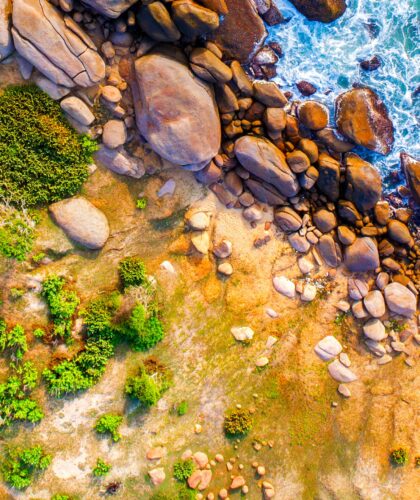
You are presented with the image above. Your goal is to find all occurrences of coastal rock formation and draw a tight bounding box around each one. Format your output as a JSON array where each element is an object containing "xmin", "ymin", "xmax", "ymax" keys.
[
  {"xmin": 289, "ymin": 0, "xmax": 347, "ymax": 23},
  {"xmin": 210, "ymin": 0, "xmax": 267, "ymax": 63},
  {"xmin": 0, "ymin": 0, "xmax": 13, "ymax": 60},
  {"xmin": 400, "ymin": 152, "xmax": 420, "ymax": 204},
  {"xmin": 12, "ymin": 0, "xmax": 105, "ymax": 87},
  {"xmin": 335, "ymin": 87, "xmax": 394, "ymax": 155},
  {"xmin": 49, "ymin": 197, "xmax": 110, "ymax": 250},
  {"xmin": 81, "ymin": 0, "xmax": 137, "ymax": 18},
  {"xmin": 133, "ymin": 47, "xmax": 220, "ymax": 169}
]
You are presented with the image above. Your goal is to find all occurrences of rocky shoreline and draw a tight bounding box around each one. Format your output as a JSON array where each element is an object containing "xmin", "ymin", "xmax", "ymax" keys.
[{"xmin": 0, "ymin": 0, "xmax": 419, "ymax": 498}]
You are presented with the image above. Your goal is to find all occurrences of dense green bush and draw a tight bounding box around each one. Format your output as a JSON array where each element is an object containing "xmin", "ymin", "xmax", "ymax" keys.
[
  {"xmin": 1, "ymin": 445, "xmax": 51, "ymax": 489},
  {"xmin": 173, "ymin": 459, "xmax": 195, "ymax": 482},
  {"xmin": 41, "ymin": 275, "xmax": 79, "ymax": 342},
  {"xmin": 0, "ymin": 85, "xmax": 96, "ymax": 206},
  {"xmin": 43, "ymin": 339, "xmax": 114, "ymax": 397},
  {"xmin": 81, "ymin": 293, "xmax": 121, "ymax": 341},
  {"xmin": 92, "ymin": 458, "xmax": 111, "ymax": 477},
  {"xmin": 94, "ymin": 413, "xmax": 123, "ymax": 442},
  {"xmin": 390, "ymin": 448, "xmax": 409, "ymax": 466},
  {"xmin": 121, "ymin": 304, "xmax": 164, "ymax": 351},
  {"xmin": 224, "ymin": 408, "xmax": 253, "ymax": 436},
  {"xmin": 125, "ymin": 359, "xmax": 172, "ymax": 408},
  {"xmin": 118, "ymin": 257, "xmax": 148, "ymax": 290},
  {"xmin": 0, "ymin": 361, "xmax": 43, "ymax": 427},
  {"xmin": 0, "ymin": 321, "xmax": 28, "ymax": 360}
]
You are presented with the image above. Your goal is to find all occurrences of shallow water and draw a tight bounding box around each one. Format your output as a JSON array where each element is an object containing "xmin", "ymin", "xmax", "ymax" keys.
[{"xmin": 270, "ymin": 0, "xmax": 420, "ymax": 186}]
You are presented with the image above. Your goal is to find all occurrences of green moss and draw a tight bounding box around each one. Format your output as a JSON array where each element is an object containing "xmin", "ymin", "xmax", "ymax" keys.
[
  {"xmin": 1, "ymin": 445, "xmax": 51, "ymax": 490},
  {"xmin": 177, "ymin": 400, "xmax": 188, "ymax": 416},
  {"xmin": 136, "ymin": 197, "xmax": 148, "ymax": 210},
  {"xmin": 0, "ymin": 85, "xmax": 96, "ymax": 206}
]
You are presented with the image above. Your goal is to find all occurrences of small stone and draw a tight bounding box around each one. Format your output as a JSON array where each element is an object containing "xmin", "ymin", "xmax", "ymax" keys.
[
  {"xmin": 194, "ymin": 452, "xmax": 209, "ymax": 469},
  {"xmin": 257, "ymin": 466, "xmax": 266, "ymax": 476},
  {"xmin": 231, "ymin": 326, "xmax": 254, "ymax": 342},
  {"xmin": 363, "ymin": 290, "xmax": 386, "ymax": 318},
  {"xmin": 256, "ymin": 357, "xmax": 269, "ymax": 367},
  {"xmin": 328, "ymin": 359, "xmax": 358, "ymax": 383},
  {"xmin": 242, "ymin": 485, "xmax": 249, "ymax": 494},
  {"xmin": 301, "ymin": 283, "xmax": 317, "ymax": 302},
  {"xmin": 188, "ymin": 212, "xmax": 210, "ymax": 230},
  {"xmin": 148, "ymin": 468, "xmax": 165, "ymax": 486},
  {"xmin": 365, "ymin": 339, "xmax": 386, "ymax": 357},
  {"xmin": 230, "ymin": 476, "xmax": 246, "ymax": 490},
  {"xmin": 363, "ymin": 319, "xmax": 387, "ymax": 341},
  {"xmin": 213, "ymin": 240, "xmax": 232, "ymax": 258},
  {"xmin": 101, "ymin": 85, "xmax": 122, "ymax": 103},
  {"xmin": 218, "ymin": 488, "xmax": 228, "ymax": 499},
  {"xmin": 226, "ymin": 462, "xmax": 233, "ymax": 472},
  {"xmin": 265, "ymin": 308, "xmax": 279, "ymax": 318},
  {"xmin": 160, "ymin": 260, "xmax": 175, "ymax": 273},
  {"xmin": 266, "ymin": 336, "xmax": 278, "ymax": 348},
  {"xmin": 337, "ymin": 300, "xmax": 350, "ymax": 312},
  {"xmin": 298, "ymin": 256, "xmax": 314, "ymax": 274},
  {"xmin": 352, "ymin": 300, "xmax": 368, "ymax": 319},
  {"xmin": 191, "ymin": 232, "xmax": 210, "ymax": 254},
  {"xmin": 60, "ymin": 96, "xmax": 95, "ymax": 126},
  {"xmin": 195, "ymin": 424, "xmax": 203, "ymax": 434},
  {"xmin": 338, "ymin": 384, "xmax": 351, "ymax": 397},
  {"xmin": 182, "ymin": 449, "xmax": 193, "ymax": 460},
  {"xmin": 157, "ymin": 179, "xmax": 176, "ymax": 197},
  {"xmin": 146, "ymin": 447, "xmax": 166, "ymax": 460},
  {"xmin": 377, "ymin": 354, "xmax": 393, "ymax": 365},
  {"xmin": 273, "ymin": 276, "xmax": 296, "ymax": 298},
  {"xmin": 348, "ymin": 278, "xmax": 369, "ymax": 300},
  {"xmin": 215, "ymin": 454, "xmax": 224, "ymax": 463},
  {"xmin": 102, "ymin": 119, "xmax": 126, "ymax": 149},
  {"xmin": 339, "ymin": 353, "xmax": 351, "ymax": 367},
  {"xmin": 218, "ymin": 262, "xmax": 233, "ymax": 276}
]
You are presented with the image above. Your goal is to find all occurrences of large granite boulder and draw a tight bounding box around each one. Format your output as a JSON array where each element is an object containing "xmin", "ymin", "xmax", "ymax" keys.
[
  {"xmin": 0, "ymin": 0, "xmax": 13, "ymax": 61},
  {"xmin": 49, "ymin": 197, "xmax": 110, "ymax": 250},
  {"xmin": 12, "ymin": 0, "xmax": 105, "ymax": 88},
  {"xmin": 335, "ymin": 88, "xmax": 394, "ymax": 155},
  {"xmin": 289, "ymin": 0, "xmax": 347, "ymax": 23},
  {"xmin": 345, "ymin": 153, "xmax": 382, "ymax": 212},
  {"xmin": 384, "ymin": 282, "xmax": 417, "ymax": 318},
  {"xmin": 234, "ymin": 136, "xmax": 299, "ymax": 197},
  {"xmin": 210, "ymin": 0, "xmax": 267, "ymax": 63},
  {"xmin": 133, "ymin": 47, "xmax": 220, "ymax": 169},
  {"xmin": 400, "ymin": 152, "xmax": 420, "ymax": 205},
  {"xmin": 344, "ymin": 237, "xmax": 379, "ymax": 272},
  {"xmin": 81, "ymin": 0, "xmax": 137, "ymax": 18}
]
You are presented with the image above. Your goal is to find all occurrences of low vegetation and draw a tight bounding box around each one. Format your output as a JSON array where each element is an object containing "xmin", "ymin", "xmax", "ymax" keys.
[
  {"xmin": 118, "ymin": 256, "xmax": 148, "ymax": 290},
  {"xmin": 92, "ymin": 458, "xmax": 111, "ymax": 477},
  {"xmin": 224, "ymin": 408, "xmax": 254, "ymax": 436},
  {"xmin": 173, "ymin": 459, "xmax": 195, "ymax": 482},
  {"xmin": 0, "ymin": 320, "xmax": 28, "ymax": 360},
  {"xmin": 390, "ymin": 447, "xmax": 409, "ymax": 466},
  {"xmin": 1, "ymin": 445, "xmax": 51, "ymax": 489},
  {"xmin": 94, "ymin": 413, "xmax": 123, "ymax": 442}
]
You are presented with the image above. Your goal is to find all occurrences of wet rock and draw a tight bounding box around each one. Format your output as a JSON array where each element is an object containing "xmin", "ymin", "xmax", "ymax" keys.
[
  {"xmin": 102, "ymin": 120, "xmax": 126, "ymax": 149},
  {"xmin": 224, "ymin": 171, "xmax": 243, "ymax": 196},
  {"xmin": 60, "ymin": 97, "xmax": 94, "ymax": 126},
  {"xmin": 138, "ymin": 2, "xmax": 181, "ymax": 42},
  {"xmin": 289, "ymin": 0, "xmax": 346, "ymax": 23},
  {"xmin": 12, "ymin": 0, "xmax": 105, "ymax": 87},
  {"xmin": 384, "ymin": 282, "xmax": 417, "ymax": 317},
  {"xmin": 298, "ymin": 101, "xmax": 329, "ymax": 130},
  {"xmin": 296, "ymin": 80, "xmax": 317, "ymax": 96},
  {"xmin": 235, "ymin": 136, "xmax": 299, "ymax": 197},
  {"xmin": 360, "ymin": 55, "xmax": 381, "ymax": 71},
  {"xmin": 297, "ymin": 138, "xmax": 319, "ymax": 163},
  {"xmin": 253, "ymin": 81, "xmax": 288, "ymax": 107},
  {"xmin": 315, "ymin": 335, "xmax": 343, "ymax": 361},
  {"xmin": 345, "ymin": 237, "xmax": 379, "ymax": 272},
  {"xmin": 363, "ymin": 290, "xmax": 386, "ymax": 318},
  {"xmin": 335, "ymin": 87, "xmax": 394, "ymax": 155},
  {"xmin": 328, "ymin": 359, "xmax": 357, "ymax": 383},
  {"xmin": 172, "ymin": 0, "xmax": 219, "ymax": 37},
  {"xmin": 262, "ymin": 3, "xmax": 285, "ymax": 25},
  {"xmin": 273, "ymin": 276, "xmax": 296, "ymax": 298},
  {"xmin": 134, "ymin": 47, "xmax": 220, "ymax": 168},
  {"xmin": 387, "ymin": 220, "xmax": 412, "ymax": 246},
  {"xmin": 345, "ymin": 154, "xmax": 382, "ymax": 211},
  {"xmin": 313, "ymin": 209, "xmax": 337, "ymax": 233},
  {"xmin": 400, "ymin": 152, "xmax": 420, "ymax": 204},
  {"xmin": 190, "ymin": 47, "xmax": 233, "ymax": 83},
  {"xmin": 0, "ymin": 0, "xmax": 13, "ymax": 60},
  {"xmin": 49, "ymin": 196, "xmax": 110, "ymax": 250},
  {"xmin": 253, "ymin": 46, "xmax": 279, "ymax": 66},
  {"xmin": 318, "ymin": 234, "xmax": 342, "ymax": 267},
  {"xmin": 274, "ymin": 207, "xmax": 302, "ymax": 233},
  {"xmin": 317, "ymin": 153, "xmax": 340, "ymax": 201},
  {"xmin": 149, "ymin": 467, "xmax": 165, "ymax": 486},
  {"xmin": 81, "ymin": 0, "xmax": 136, "ymax": 18},
  {"xmin": 363, "ymin": 318, "xmax": 387, "ymax": 341}
]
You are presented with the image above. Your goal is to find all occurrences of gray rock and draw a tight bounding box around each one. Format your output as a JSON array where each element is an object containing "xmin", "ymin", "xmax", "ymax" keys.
[
  {"xmin": 363, "ymin": 290, "xmax": 386, "ymax": 318},
  {"xmin": 95, "ymin": 146, "xmax": 145, "ymax": 178},
  {"xmin": 0, "ymin": 0, "xmax": 13, "ymax": 60},
  {"xmin": 49, "ymin": 197, "xmax": 110, "ymax": 250},
  {"xmin": 345, "ymin": 237, "xmax": 379, "ymax": 272},
  {"xmin": 273, "ymin": 276, "xmax": 295, "ymax": 298},
  {"xmin": 352, "ymin": 300, "xmax": 368, "ymax": 319},
  {"xmin": 231, "ymin": 326, "xmax": 254, "ymax": 342},
  {"xmin": 314, "ymin": 335, "xmax": 342, "ymax": 361},
  {"xmin": 187, "ymin": 212, "xmax": 210, "ymax": 231},
  {"xmin": 384, "ymin": 282, "xmax": 417, "ymax": 317},
  {"xmin": 328, "ymin": 359, "xmax": 357, "ymax": 383},
  {"xmin": 365, "ymin": 339, "xmax": 386, "ymax": 357},
  {"xmin": 33, "ymin": 74, "xmax": 71, "ymax": 100},
  {"xmin": 288, "ymin": 232, "xmax": 311, "ymax": 253},
  {"xmin": 348, "ymin": 278, "xmax": 369, "ymax": 300},
  {"xmin": 102, "ymin": 120, "xmax": 127, "ymax": 149},
  {"xmin": 60, "ymin": 96, "xmax": 95, "ymax": 126},
  {"xmin": 363, "ymin": 318, "xmax": 387, "ymax": 341}
]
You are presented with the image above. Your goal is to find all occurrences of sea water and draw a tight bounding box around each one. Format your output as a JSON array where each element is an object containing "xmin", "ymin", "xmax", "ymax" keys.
[{"xmin": 269, "ymin": 0, "xmax": 419, "ymax": 188}]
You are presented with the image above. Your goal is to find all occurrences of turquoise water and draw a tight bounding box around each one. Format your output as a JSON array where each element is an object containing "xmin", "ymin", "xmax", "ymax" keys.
[{"xmin": 269, "ymin": 0, "xmax": 420, "ymax": 184}]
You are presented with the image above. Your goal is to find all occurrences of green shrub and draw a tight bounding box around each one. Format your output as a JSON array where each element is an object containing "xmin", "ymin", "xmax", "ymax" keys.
[
  {"xmin": 121, "ymin": 304, "xmax": 164, "ymax": 351},
  {"xmin": 224, "ymin": 408, "xmax": 253, "ymax": 436},
  {"xmin": 92, "ymin": 458, "xmax": 111, "ymax": 477},
  {"xmin": 0, "ymin": 84, "xmax": 95, "ymax": 206},
  {"xmin": 42, "ymin": 275, "xmax": 79, "ymax": 342},
  {"xmin": 33, "ymin": 328, "xmax": 45, "ymax": 339},
  {"xmin": 0, "ymin": 200, "xmax": 38, "ymax": 261},
  {"xmin": 1, "ymin": 445, "xmax": 51, "ymax": 489},
  {"xmin": 10, "ymin": 288, "xmax": 24, "ymax": 300},
  {"xmin": 81, "ymin": 293, "xmax": 121, "ymax": 341},
  {"xmin": 173, "ymin": 459, "xmax": 195, "ymax": 482},
  {"xmin": 95, "ymin": 413, "xmax": 123, "ymax": 442},
  {"xmin": 177, "ymin": 401, "xmax": 188, "ymax": 416},
  {"xmin": 136, "ymin": 197, "xmax": 147, "ymax": 210},
  {"xmin": 51, "ymin": 495, "xmax": 71, "ymax": 500},
  {"xmin": 125, "ymin": 359, "xmax": 172, "ymax": 408},
  {"xmin": 0, "ymin": 322, "xmax": 28, "ymax": 360},
  {"xmin": 0, "ymin": 361, "xmax": 44, "ymax": 426},
  {"xmin": 118, "ymin": 257, "xmax": 147, "ymax": 290},
  {"xmin": 390, "ymin": 448, "xmax": 409, "ymax": 466}
]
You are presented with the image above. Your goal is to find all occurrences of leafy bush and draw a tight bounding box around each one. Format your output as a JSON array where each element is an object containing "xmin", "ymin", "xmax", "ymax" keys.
[
  {"xmin": 136, "ymin": 197, "xmax": 147, "ymax": 210},
  {"xmin": 92, "ymin": 458, "xmax": 111, "ymax": 477},
  {"xmin": 43, "ymin": 339, "xmax": 114, "ymax": 397},
  {"xmin": 173, "ymin": 459, "xmax": 195, "ymax": 482},
  {"xmin": 1, "ymin": 445, "xmax": 51, "ymax": 489},
  {"xmin": 81, "ymin": 293, "xmax": 121, "ymax": 341},
  {"xmin": 121, "ymin": 304, "xmax": 164, "ymax": 351},
  {"xmin": 224, "ymin": 408, "xmax": 253, "ymax": 436},
  {"xmin": 42, "ymin": 275, "xmax": 79, "ymax": 342},
  {"xmin": 177, "ymin": 401, "xmax": 188, "ymax": 416},
  {"xmin": 118, "ymin": 257, "xmax": 147, "ymax": 290},
  {"xmin": 125, "ymin": 359, "xmax": 172, "ymax": 408},
  {"xmin": 0, "ymin": 322, "xmax": 28, "ymax": 360},
  {"xmin": 0, "ymin": 199, "xmax": 38, "ymax": 261},
  {"xmin": 0, "ymin": 361, "xmax": 43, "ymax": 426},
  {"xmin": 0, "ymin": 84, "xmax": 95, "ymax": 206},
  {"xmin": 95, "ymin": 413, "xmax": 123, "ymax": 442},
  {"xmin": 390, "ymin": 448, "xmax": 409, "ymax": 466},
  {"xmin": 33, "ymin": 328, "xmax": 45, "ymax": 339}
]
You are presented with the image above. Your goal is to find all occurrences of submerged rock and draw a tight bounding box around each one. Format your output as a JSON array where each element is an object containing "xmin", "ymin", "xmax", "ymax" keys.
[{"xmin": 289, "ymin": 0, "xmax": 347, "ymax": 23}]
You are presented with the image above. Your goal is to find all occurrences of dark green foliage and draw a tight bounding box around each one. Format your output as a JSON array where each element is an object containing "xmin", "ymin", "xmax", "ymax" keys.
[
  {"xmin": 0, "ymin": 362, "xmax": 43, "ymax": 427},
  {"xmin": 0, "ymin": 322, "xmax": 28, "ymax": 360},
  {"xmin": 125, "ymin": 359, "xmax": 172, "ymax": 408},
  {"xmin": 95, "ymin": 413, "xmax": 123, "ymax": 442},
  {"xmin": 81, "ymin": 293, "xmax": 121, "ymax": 341},
  {"xmin": 390, "ymin": 448, "xmax": 409, "ymax": 466},
  {"xmin": 43, "ymin": 339, "xmax": 114, "ymax": 397},
  {"xmin": 173, "ymin": 459, "xmax": 195, "ymax": 482},
  {"xmin": 92, "ymin": 458, "xmax": 111, "ymax": 477},
  {"xmin": 1, "ymin": 445, "xmax": 51, "ymax": 489},
  {"xmin": 118, "ymin": 257, "xmax": 147, "ymax": 290},
  {"xmin": 177, "ymin": 401, "xmax": 188, "ymax": 416},
  {"xmin": 42, "ymin": 275, "xmax": 79, "ymax": 342},
  {"xmin": 0, "ymin": 202, "xmax": 37, "ymax": 261},
  {"xmin": 0, "ymin": 85, "xmax": 95, "ymax": 206},
  {"xmin": 224, "ymin": 408, "xmax": 253, "ymax": 436},
  {"xmin": 121, "ymin": 304, "xmax": 164, "ymax": 351}
]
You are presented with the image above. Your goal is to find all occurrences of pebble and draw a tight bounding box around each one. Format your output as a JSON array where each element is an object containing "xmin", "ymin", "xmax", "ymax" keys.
[
  {"xmin": 257, "ymin": 466, "xmax": 266, "ymax": 476},
  {"xmin": 273, "ymin": 276, "xmax": 296, "ymax": 298},
  {"xmin": 265, "ymin": 307, "xmax": 279, "ymax": 318},
  {"xmin": 363, "ymin": 290, "xmax": 386, "ymax": 318},
  {"xmin": 266, "ymin": 336, "xmax": 278, "ymax": 348},
  {"xmin": 213, "ymin": 240, "xmax": 233, "ymax": 258},
  {"xmin": 301, "ymin": 283, "xmax": 317, "ymax": 302},
  {"xmin": 160, "ymin": 260, "xmax": 175, "ymax": 273},
  {"xmin": 231, "ymin": 326, "xmax": 254, "ymax": 342},
  {"xmin": 191, "ymin": 232, "xmax": 210, "ymax": 254},
  {"xmin": 336, "ymin": 300, "xmax": 350, "ymax": 312},
  {"xmin": 365, "ymin": 339, "xmax": 386, "ymax": 357},
  {"xmin": 298, "ymin": 256, "xmax": 314, "ymax": 274},
  {"xmin": 157, "ymin": 179, "xmax": 176, "ymax": 197},
  {"xmin": 338, "ymin": 384, "xmax": 351, "ymax": 397},
  {"xmin": 230, "ymin": 476, "xmax": 246, "ymax": 489},
  {"xmin": 215, "ymin": 454, "xmax": 224, "ymax": 463},
  {"xmin": 256, "ymin": 357, "xmax": 269, "ymax": 367},
  {"xmin": 218, "ymin": 262, "xmax": 233, "ymax": 276},
  {"xmin": 218, "ymin": 488, "xmax": 228, "ymax": 499},
  {"xmin": 102, "ymin": 119, "xmax": 126, "ymax": 149},
  {"xmin": 101, "ymin": 85, "xmax": 122, "ymax": 103},
  {"xmin": 339, "ymin": 353, "xmax": 351, "ymax": 367},
  {"xmin": 188, "ymin": 212, "xmax": 210, "ymax": 231},
  {"xmin": 148, "ymin": 468, "xmax": 165, "ymax": 486}
]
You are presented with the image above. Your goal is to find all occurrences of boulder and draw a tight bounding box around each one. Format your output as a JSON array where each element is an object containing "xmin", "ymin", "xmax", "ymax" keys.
[
  {"xmin": 80, "ymin": 0, "xmax": 137, "ymax": 18},
  {"xmin": 318, "ymin": 234, "xmax": 342, "ymax": 267},
  {"xmin": 335, "ymin": 87, "xmax": 394, "ymax": 155},
  {"xmin": 363, "ymin": 318, "xmax": 387, "ymax": 341},
  {"xmin": 12, "ymin": 0, "xmax": 105, "ymax": 87},
  {"xmin": 344, "ymin": 154, "xmax": 382, "ymax": 212},
  {"xmin": 234, "ymin": 136, "xmax": 299, "ymax": 197},
  {"xmin": 384, "ymin": 282, "xmax": 417, "ymax": 317},
  {"xmin": 0, "ymin": 0, "xmax": 13, "ymax": 60},
  {"xmin": 387, "ymin": 220, "xmax": 412, "ymax": 246},
  {"xmin": 316, "ymin": 153, "xmax": 340, "ymax": 201},
  {"xmin": 95, "ymin": 146, "xmax": 145, "ymax": 179},
  {"xmin": 210, "ymin": 0, "xmax": 267, "ymax": 63},
  {"xmin": 137, "ymin": 2, "xmax": 181, "ymax": 42},
  {"xmin": 344, "ymin": 237, "xmax": 379, "ymax": 272},
  {"xmin": 102, "ymin": 120, "xmax": 126, "ymax": 149},
  {"xmin": 189, "ymin": 47, "xmax": 233, "ymax": 83},
  {"xmin": 298, "ymin": 101, "xmax": 329, "ymax": 130},
  {"xmin": 400, "ymin": 152, "xmax": 420, "ymax": 204},
  {"xmin": 328, "ymin": 360, "xmax": 357, "ymax": 383},
  {"xmin": 316, "ymin": 127, "xmax": 354, "ymax": 153},
  {"xmin": 49, "ymin": 197, "xmax": 110, "ymax": 250},
  {"xmin": 286, "ymin": 150, "xmax": 310, "ymax": 173},
  {"xmin": 264, "ymin": 108, "xmax": 286, "ymax": 139},
  {"xmin": 288, "ymin": 232, "xmax": 311, "ymax": 253},
  {"xmin": 313, "ymin": 209, "xmax": 337, "ymax": 233},
  {"xmin": 245, "ymin": 179, "xmax": 287, "ymax": 205},
  {"xmin": 289, "ymin": 0, "xmax": 347, "ymax": 23},
  {"xmin": 363, "ymin": 290, "xmax": 386, "ymax": 318},
  {"xmin": 133, "ymin": 47, "xmax": 220, "ymax": 168},
  {"xmin": 274, "ymin": 207, "xmax": 302, "ymax": 232},
  {"xmin": 297, "ymin": 138, "xmax": 318, "ymax": 163},
  {"xmin": 348, "ymin": 278, "xmax": 369, "ymax": 300},
  {"xmin": 197, "ymin": 0, "xmax": 228, "ymax": 14},
  {"xmin": 231, "ymin": 60, "xmax": 254, "ymax": 96},
  {"xmin": 172, "ymin": 0, "xmax": 219, "ymax": 38},
  {"xmin": 253, "ymin": 81, "xmax": 287, "ymax": 107},
  {"xmin": 315, "ymin": 335, "xmax": 342, "ymax": 361},
  {"xmin": 60, "ymin": 96, "xmax": 95, "ymax": 126}
]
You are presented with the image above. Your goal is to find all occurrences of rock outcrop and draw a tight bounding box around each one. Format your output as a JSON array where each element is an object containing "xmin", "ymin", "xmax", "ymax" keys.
[
  {"xmin": 133, "ymin": 47, "xmax": 220, "ymax": 169},
  {"xmin": 289, "ymin": 0, "xmax": 347, "ymax": 23},
  {"xmin": 335, "ymin": 87, "xmax": 394, "ymax": 155},
  {"xmin": 12, "ymin": 0, "xmax": 105, "ymax": 87},
  {"xmin": 81, "ymin": 0, "xmax": 137, "ymax": 18},
  {"xmin": 0, "ymin": 0, "xmax": 13, "ymax": 60},
  {"xmin": 400, "ymin": 152, "xmax": 420, "ymax": 205}
]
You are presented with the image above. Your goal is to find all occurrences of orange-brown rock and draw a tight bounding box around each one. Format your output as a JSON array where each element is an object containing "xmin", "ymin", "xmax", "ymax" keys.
[{"xmin": 289, "ymin": 0, "xmax": 347, "ymax": 23}]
